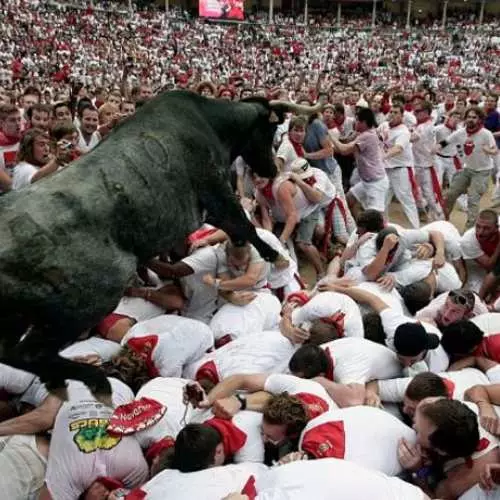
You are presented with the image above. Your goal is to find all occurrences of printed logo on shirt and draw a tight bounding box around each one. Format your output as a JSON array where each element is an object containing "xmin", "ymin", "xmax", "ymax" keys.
[
  {"xmin": 3, "ymin": 150, "xmax": 16, "ymax": 174},
  {"xmin": 70, "ymin": 418, "xmax": 122, "ymax": 453},
  {"xmin": 464, "ymin": 140, "xmax": 475, "ymax": 156}
]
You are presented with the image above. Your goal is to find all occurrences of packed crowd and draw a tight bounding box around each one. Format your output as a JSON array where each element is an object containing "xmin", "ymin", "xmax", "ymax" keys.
[{"xmin": 2, "ymin": 1, "xmax": 500, "ymax": 500}]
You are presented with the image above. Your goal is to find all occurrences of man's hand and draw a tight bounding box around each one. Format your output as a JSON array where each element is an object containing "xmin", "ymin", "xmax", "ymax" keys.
[
  {"xmin": 432, "ymin": 253, "xmax": 445, "ymax": 270},
  {"xmin": 383, "ymin": 233, "xmax": 399, "ymax": 251},
  {"xmin": 202, "ymin": 274, "xmax": 216, "ymax": 287},
  {"xmin": 280, "ymin": 315, "xmax": 310, "ymax": 344},
  {"xmin": 377, "ymin": 274, "xmax": 396, "ymax": 291},
  {"xmin": 479, "ymin": 463, "xmax": 500, "ymax": 491},
  {"xmin": 480, "ymin": 413, "xmax": 500, "ymax": 436},
  {"xmin": 229, "ymin": 291, "xmax": 257, "ymax": 307},
  {"xmin": 398, "ymin": 438, "xmax": 423, "ymax": 472},
  {"xmin": 278, "ymin": 451, "xmax": 308, "ymax": 465},
  {"xmin": 183, "ymin": 382, "xmax": 210, "ymax": 409},
  {"xmin": 415, "ymin": 243, "xmax": 434, "ymax": 260},
  {"xmin": 211, "ymin": 396, "xmax": 242, "ymax": 420},
  {"xmin": 364, "ymin": 390, "xmax": 383, "ymax": 409},
  {"xmin": 317, "ymin": 277, "xmax": 356, "ymax": 293},
  {"xmin": 72, "ymin": 354, "xmax": 103, "ymax": 366}
]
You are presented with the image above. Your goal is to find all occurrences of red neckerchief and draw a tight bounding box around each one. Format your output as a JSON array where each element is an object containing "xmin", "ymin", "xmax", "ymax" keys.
[
  {"xmin": 303, "ymin": 176, "xmax": 317, "ymax": 186},
  {"xmin": 478, "ymin": 232, "xmax": 500, "ymax": 257},
  {"xmin": 290, "ymin": 139, "xmax": 305, "ymax": 157},
  {"xmin": 444, "ymin": 118, "xmax": 456, "ymax": 131},
  {"xmin": 444, "ymin": 102, "xmax": 455, "ymax": 112},
  {"xmin": 404, "ymin": 103, "xmax": 413, "ymax": 112},
  {"xmin": 324, "ymin": 119, "xmax": 336, "ymax": 130},
  {"xmin": 0, "ymin": 132, "xmax": 20, "ymax": 147},
  {"xmin": 465, "ymin": 438, "xmax": 490, "ymax": 469},
  {"xmin": 333, "ymin": 115, "xmax": 345, "ymax": 133},
  {"xmin": 260, "ymin": 181, "xmax": 275, "ymax": 202},
  {"xmin": 466, "ymin": 124, "xmax": 483, "ymax": 136}
]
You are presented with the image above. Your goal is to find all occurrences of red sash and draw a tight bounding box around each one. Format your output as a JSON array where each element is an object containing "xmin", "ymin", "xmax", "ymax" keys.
[
  {"xmin": 324, "ymin": 346, "xmax": 335, "ymax": 381},
  {"xmin": 429, "ymin": 166, "xmax": 445, "ymax": 212},
  {"xmin": 453, "ymin": 156, "xmax": 462, "ymax": 171},
  {"xmin": 407, "ymin": 167, "xmax": 421, "ymax": 203},
  {"xmin": 322, "ymin": 197, "xmax": 348, "ymax": 256},
  {"xmin": 195, "ymin": 360, "xmax": 220, "ymax": 385}
]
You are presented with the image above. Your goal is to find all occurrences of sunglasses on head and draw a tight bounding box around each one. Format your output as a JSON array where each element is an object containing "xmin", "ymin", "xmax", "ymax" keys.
[{"xmin": 449, "ymin": 290, "xmax": 472, "ymax": 308}]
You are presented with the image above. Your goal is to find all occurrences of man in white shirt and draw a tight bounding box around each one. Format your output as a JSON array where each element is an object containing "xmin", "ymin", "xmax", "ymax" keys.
[
  {"xmin": 377, "ymin": 104, "xmax": 420, "ymax": 228},
  {"xmin": 443, "ymin": 107, "xmax": 498, "ymax": 228}
]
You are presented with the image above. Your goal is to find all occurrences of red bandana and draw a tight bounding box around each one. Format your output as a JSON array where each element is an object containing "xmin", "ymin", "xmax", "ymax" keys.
[
  {"xmin": 444, "ymin": 118, "xmax": 456, "ymax": 131},
  {"xmin": 0, "ymin": 132, "xmax": 19, "ymax": 147},
  {"xmin": 302, "ymin": 176, "xmax": 317, "ymax": 187},
  {"xmin": 290, "ymin": 140, "xmax": 305, "ymax": 157},
  {"xmin": 260, "ymin": 181, "xmax": 275, "ymax": 202},
  {"xmin": 442, "ymin": 378, "xmax": 455, "ymax": 398},
  {"xmin": 466, "ymin": 124, "xmax": 483, "ymax": 136},
  {"xmin": 294, "ymin": 392, "xmax": 329, "ymax": 420},
  {"xmin": 107, "ymin": 397, "xmax": 166, "ymax": 435},
  {"xmin": 145, "ymin": 436, "xmax": 175, "ymax": 464},
  {"xmin": 445, "ymin": 102, "xmax": 455, "ymax": 112},
  {"xmin": 126, "ymin": 335, "xmax": 160, "ymax": 377},
  {"xmin": 204, "ymin": 418, "xmax": 247, "ymax": 457},
  {"xmin": 478, "ymin": 232, "xmax": 500, "ymax": 257},
  {"xmin": 321, "ymin": 311, "xmax": 346, "ymax": 338}
]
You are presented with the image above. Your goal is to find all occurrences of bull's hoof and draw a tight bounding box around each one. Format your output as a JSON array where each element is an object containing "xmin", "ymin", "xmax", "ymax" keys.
[{"xmin": 274, "ymin": 254, "xmax": 290, "ymax": 270}]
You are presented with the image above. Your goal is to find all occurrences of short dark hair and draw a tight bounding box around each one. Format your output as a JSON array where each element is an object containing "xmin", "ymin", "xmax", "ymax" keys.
[
  {"xmin": 23, "ymin": 86, "xmax": 41, "ymax": 98},
  {"xmin": 333, "ymin": 103, "xmax": 345, "ymax": 115},
  {"xmin": 400, "ymin": 281, "xmax": 432, "ymax": 316},
  {"xmin": 362, "ymin": 312, "xmax": 386, "ymax": 345},
  {"xmin": 406, "ymin": 373, "xmax": 448, "ymax": 402},
  {"xmin": 357, "ymin": 210, "xmax": 385, "ymax": 233},
  {"xmin": 440, "ymin": 320, "xmax": 484, "ymax": 357},
  {"xmin": 421, "ymin": 399, "xmax": 479, "ymax": 459},
  {"xmin": 289, "ymin": 344, "xmax": 329, "ymax": 378},
  {"xmin": 478, "ymin": 209, "xmax": 498, "ymax": 226},
  {"xmin": 308, "ymin": 319, "xmax": 339, "ymax": 345},
  {"xmin": 355, "ymin": 107, "xmax": 377, "ymax": 128},
  {"xmin": 375, "ymin": 226, "xmax": 399, "ymax": 251},
  {"xmin": 464, "ymin": 106, "xmax": 484, "ymax": 120},
  {"xmin": 263, "ymin": 393, "xmax": 308, "ymax": 438},
  {"xmin": 173, "ymin": 424, "xmax": 221, "ymax": 472},
  {"xmin": 51, "ymin": 122, "xmax": 77, "ymax": 142},
  {"xmin": 26, "ymin": 103, "xmax": 51, "ymax": 119}
]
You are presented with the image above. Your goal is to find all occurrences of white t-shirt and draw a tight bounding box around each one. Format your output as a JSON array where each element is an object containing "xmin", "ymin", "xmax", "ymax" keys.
[
  {"xmin": 0, "ymin": 363, "xmax": 38, "ymax": 398},
  {"xmin": 121, "ymin": 315, "xmax": 214, "ymax": 377},
  {"xmin": 421, "ymin": 220, "xmax": 462, "ymax": 261},
  {"xmin": 435, "ymin": 123, "xmax": 459, "ymax": 157},
  {"xmin": 323, "ymin": 337, "xmax": 402, "ymax": 384},
  {"xmin": 255, "ymin": 458, "xmax": 426, "ymax": 500},
  {"xmin": 134, "ymin": 462, "xmax": 268, "ymax": 500},
  {"xmin": 380, "ymin": 308, "xmax": 449, "ymax": 372},
  {"xmin": 446, "ymin": 127, "xmax": 496, "ymax": 171},
  {"xmin": 113, "ymin": 296, "xmax": 164, "ymax": 323},
  {"xmin": 209, "ymin": 292, "xmax": 281, "ymax": 343},
  {"xmin": 276, "ymin": 136, "xmax": 300, "ymax": 172},
  {"xmin": 77, "ymin": 128, "xmax": 101, "ymax": 154},
  {"xmin": 299, "ymin": 406, "xmax": 416, "ymax": 476},
  {"xmin": 355, "ymin": 281, "xmax": 408, "ymax": 315},
  {"xmin": 0, "ymin": 141, "xmax": 19, "ymax": 193},
  {"xmin": 460, "ymin": 227, "xmax": 490, "ymax": 290},
  {"xmin": 183, "ymin": 331, "xmax": 298, "ymax": 383},
  {"xmin": 377, "ymin": 122, "xmax": 414, "ymax": 168},
  {"xmin": 412, "ymin": 120, "xmax": 436, "ymax": 167},
  {"xmin": 377, "ymin": 368, "xmax": 490, "ymax": 403},
  {"xmin": 181, "ymin": 246, "xmax": 219, "ymax": 323},
  {"xmin": 11, "ymin": 161, "xmax": 37, "ymax": 190},
  {"xmin": 134, "ymin": 377, "xmax": 190, "ymax": 449},
  {"xmin": 45, "ymin": 378, "xmax": 147, "ymax": 500},
  {"xmin": 291, "ymin": 291, "xmax": 363, "ymax": 338}
]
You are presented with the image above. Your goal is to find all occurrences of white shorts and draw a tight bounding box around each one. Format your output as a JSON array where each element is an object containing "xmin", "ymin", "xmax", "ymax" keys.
[
  {"xmin": 0, "ymin": 435, "xmax": 46, "ymax": 500},
  {"xmin": 349, "ymin": 175, "xmax": 389, "ymax": 212}
]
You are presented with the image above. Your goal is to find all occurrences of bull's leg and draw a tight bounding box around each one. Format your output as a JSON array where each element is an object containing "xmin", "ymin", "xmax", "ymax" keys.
[
  {"xmin": 200, "ymin": 181, "xmax": 280, "ymax": 263},
  {"xmin": 1, "ymin": 326, "xmax": 112, "ymax": 405}
]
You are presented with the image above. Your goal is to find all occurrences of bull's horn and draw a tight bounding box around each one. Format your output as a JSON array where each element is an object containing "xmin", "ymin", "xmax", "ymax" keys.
[{"xmin": 269, "ymin": 100, "xmax": 323, "ymax": 115}]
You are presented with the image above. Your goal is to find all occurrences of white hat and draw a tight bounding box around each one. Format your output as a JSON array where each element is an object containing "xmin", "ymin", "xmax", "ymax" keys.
[
  {"xmin": 291, "ymin": 158, "xmax": 314, "ymax": 180},
  {"xmin": 356, "ymin": 98, "xmax": 369, "ymax": 108}
]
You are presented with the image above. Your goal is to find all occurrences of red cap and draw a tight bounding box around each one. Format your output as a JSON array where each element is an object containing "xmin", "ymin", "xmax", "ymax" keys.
[
  {"xmin": 204, "ymin": 418, "xmax": 247, "ymax": 457},
  {"xmin": 294, "ymin": 392, "xmax": 329, "ymax": 420},
  {"xmin": 107, "ymin": 397, "xmax": 166, "ymax": 435},
  {"xmin": 320, "ymin": 311, "xmax": 346, "ymax": 338},
  {"xmin": 126, "ymin": 335, "xmax": 160, "ymax": 377}
]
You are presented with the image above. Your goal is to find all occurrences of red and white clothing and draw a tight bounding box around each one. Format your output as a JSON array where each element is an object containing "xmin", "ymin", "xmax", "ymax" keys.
[
  {"xmin": 321, "ymin": 338, "xmax": 402, "ymax": 384},
  {"xmin": 435, "ymin": 122, "xmax": 462, "ymax": 184},
  {"xmin": 121, "ymin": 315, "xmax": 214, "ymax": 377},
  {"xmin": 290, "ymin": 291, "xmax": 363, "ymax": 338},
  {"xmin": 44, "ymin": 379, "xmax": 147, "ymax": 500},
  {"xmin": 59, "ymin": 336, "xmax": 122, "ymax": 362},
  {"xmin": 0, "ymin": 134, "xmax": 19, "ymax": 194},
  {"xmin": 180, "ymin": 245, "xmax": 219, "ymax": 323},
  {"xmin": 471, "ymin": 313, "xmax": 500, "ymax": 366},
  {"xmin": 380, "ymin": 308, "xmax": 450, "ymax": 373},
  {"xmin": 183, "ymin": 331, "xmax": 298, "ymax": 385},
  {"xmin": 77, "ymin": 128, "xmax": 101, "ymax": 154},
  {"xmin": 377, "ymin": 121, "xmax": 419, "ymax": 228},
  {"xmin": 421, "ymin": 220, "xmax": 462, "ymax": 262},
  {"xmin": 0, "ymin": 363, "xmax": 38, "ymax": 400},
  {"xmin": 264, "ymin": 374, "xmax": 337, "ymax": 418},
  {"xmin": 255, "ymin": 458, "xmax": 426, "ymax": 500},
  {"xmin": 299, "ymin": 406, "xmax": 416, "ymax": 476},
  {"xmin": 276, "ymin": 135, "xmax": 301, "ymax": 172},
  {"xmin": 355, "ymin": 281, "xmax": 408, "ymax": 315},
  {"xmin": 377, "ymin": 368, "xmax": 490, "ymax": 403},
  {"xmin": 11, "ymin": 161, "xmax": 40, "ymax": 190},
  {"xmin": 446, "ymin": 127, "xmax": 497, "ymax": 172},
  {"xmin": 130, "ymin": 463, "xmax": 268, "ymax": 500},
  {"xmin": 209, "ymin": 292, "xmax": 281, "ymax": 346}
]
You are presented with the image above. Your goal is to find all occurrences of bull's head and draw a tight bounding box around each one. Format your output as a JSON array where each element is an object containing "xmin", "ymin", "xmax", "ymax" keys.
[{"xmin": 238, "ymin": 99, "xmax": 323, "ymax": 179}]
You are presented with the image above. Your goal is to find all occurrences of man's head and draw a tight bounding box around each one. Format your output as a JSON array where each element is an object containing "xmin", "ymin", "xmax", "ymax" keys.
[
  {"xmin": 79, "ymin": 106, "xmax": 99, "ymax": 135},
  {"xmin": 0, "ymin": 104, "xmax": 22, "ymax": 139},
  {"xmin": 440, "ymin": 320, "xmax": 484, "ymax": 358},
  {"xmin": 18, "ymin": 128, "xmax": 51, "ymax": 166},
  {"xmin": 138, "ymin": 84, "xmax": 153, "ymax": 101},
  {"xmin": 375, "ymin": 226, "xmax": 399, "ymax": 254},
  {"xmin": 225, "ymin": 241, "xmax": 251, "ymax": 271},
  {"xmin": 436, "ymin": 290, "xmax": 475, "ymax": 327},
  {"xmin": 400, "ymin": 281, "xmax": 433, "ymax": 316},
  {"xmin": 173, "ymin": 424, "xmax": 223, "ymax": 472},
  {"xmin": 445, "ymin": 110, "xmax": 461, "ymax": 128},
  {"xmin": 51, "ymin": 122, "xmax": 78, "ymax": 147},
  {"xmin": 475, "ymin": 210, "xmax": 498, "ymax": 242},
  {"xmin": 262, "ymin": 393, "xmax": 308, "ymax": 446},
  {"xmin": 120, "ymin": 100, "xmax": 135, "ymax": 117},
  {"xmin": 53, "ymin": 101, "xmax": 72, "ymax": 124},
  {"xmin": 464, "ymin": 106, "xmax": 484, "ymax": 131},
  {"xmin": 393, "ymin": 322, "xmax": 440, "ymax": 367},
  {"xmin": 414, "ymin": 398, "xmax": 479, "ymax": 460},
  {"xmin": 107, "ymin": 91, "xmax": 122, "ymax": 108},
  {"xmin": 288, "ymin": 115, "xmax": 307, "ymax": 144},
  {"xmin": 26, "ymin": 103, "xmax": 51, "ymax": 131},
  {"xmin": 355, "ymin": 107, "xmax": 377, "ymax": 133},
  {"xmin": 486, "ymin": 93, "xmax": 498, "ymax": 112},
  {"xmin": 288, "ymin": 344, "xmax": 330, "ymax": 379},
  {"xmin": 388, "ymin": 104, "xmax": 404, "ymax": 127},
  {"xmin": 403, "ymin": 373, "xmax": 448, "ymax": 419},
  {"xmin": 414, "ymin": 100, "xmax": 432, "ymax": 121},
  {"xmin": 21, "ymin": 86, "xmax": 40, "ymax": 111},
  {"xmin": 356, "ymin": 210, "xmax": 385, "ymax": 236}
]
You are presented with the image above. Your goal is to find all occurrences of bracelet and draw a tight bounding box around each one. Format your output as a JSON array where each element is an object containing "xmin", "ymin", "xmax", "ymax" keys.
[{"xmin": 235, "ymin": 393, "xmax": 247, "ymax": 411}]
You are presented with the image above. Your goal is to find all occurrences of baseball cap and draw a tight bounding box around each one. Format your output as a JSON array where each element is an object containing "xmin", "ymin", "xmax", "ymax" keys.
[
  {"xmin": 393, "ymin": 323, "xmax": 440, "ymax": 356},
  {"xmin": 291, "ymin": 158, "xmax": 314, "ymax": 180}
]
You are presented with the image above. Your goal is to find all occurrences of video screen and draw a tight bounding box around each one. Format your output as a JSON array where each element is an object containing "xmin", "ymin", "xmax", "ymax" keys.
[{"xmin": 199, "ymin": 0, "xmax": 244, "ymax": 20}]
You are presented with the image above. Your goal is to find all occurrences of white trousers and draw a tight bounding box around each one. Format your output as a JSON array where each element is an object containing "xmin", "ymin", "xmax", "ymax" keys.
[{"xmin": 385, "ymin": 167, "xmax": 420, "ymax": 228}]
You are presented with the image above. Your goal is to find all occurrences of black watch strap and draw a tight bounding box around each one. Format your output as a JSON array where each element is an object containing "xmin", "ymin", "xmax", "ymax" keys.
[{"xmin": 235, "ymin": 393, "xmax": 247, "ymax": 411}]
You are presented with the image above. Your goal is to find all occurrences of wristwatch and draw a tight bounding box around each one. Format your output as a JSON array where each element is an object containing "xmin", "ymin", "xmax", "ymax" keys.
[{"xmin": 235, "ymin": 393, "xmax": 247, "ymax": 411}]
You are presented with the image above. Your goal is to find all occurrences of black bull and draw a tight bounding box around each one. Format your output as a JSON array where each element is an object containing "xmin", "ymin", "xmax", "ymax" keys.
[{"xmin": 0, "ymin": 91, "xmax": 321, "ymax": 401}]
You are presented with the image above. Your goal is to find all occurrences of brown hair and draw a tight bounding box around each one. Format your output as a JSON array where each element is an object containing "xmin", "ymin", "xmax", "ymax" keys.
[
  {"xmin": 0, "ymin": 103, "xmax": 20, "ymax": 121},
  {"xmin": 464, "ymin": 106, "xmax": 484, "ymax": 120},
  {"xmin": 288, "ymin": 115, "xmax": 308, "ymax": 131},
  {"xmin": 263, "ymin": 393, "xmax": 308, "ymax": 438},
  {"xmin": 17, "ymin": 128, "xmax": 49, "ymax": 164},
  {"xmin": 406, "ymin": 373, "xmax": 448, "ymax": 402},
  {"xmin": 51, "ymin": 122, "xmax": 77, "ymax": 142}
]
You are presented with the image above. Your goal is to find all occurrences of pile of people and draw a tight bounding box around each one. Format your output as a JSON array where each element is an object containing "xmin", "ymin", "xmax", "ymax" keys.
[{"xmin": 0, "ymin": 1, "xmax": 500, "ymax": 499}]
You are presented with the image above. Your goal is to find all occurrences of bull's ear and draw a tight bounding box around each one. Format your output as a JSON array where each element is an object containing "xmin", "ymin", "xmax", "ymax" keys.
[{"xmin": 269, "ymin": 111, "xmax": 280, "ymax": 123}]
